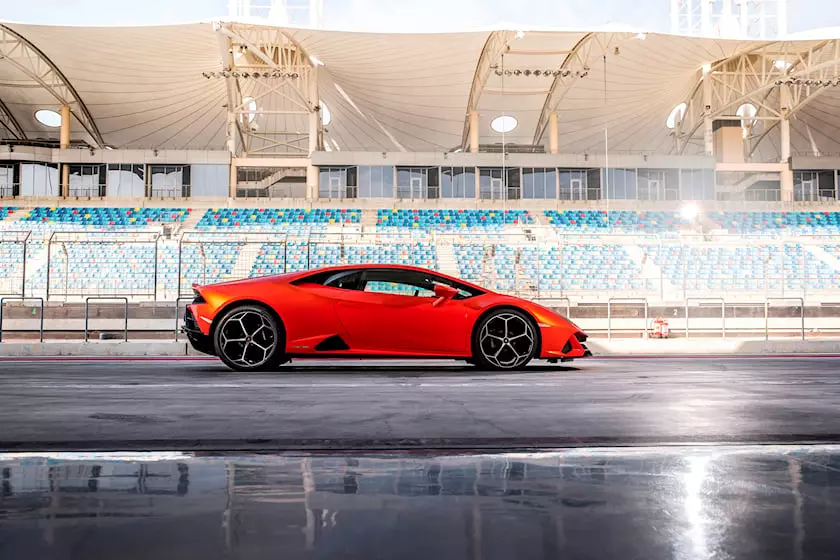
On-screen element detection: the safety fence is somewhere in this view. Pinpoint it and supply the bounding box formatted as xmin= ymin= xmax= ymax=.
xmin=0 ymin=297 xmax=835 ymax=342
xmin=0 ymin=230 xmax=839 ymax=304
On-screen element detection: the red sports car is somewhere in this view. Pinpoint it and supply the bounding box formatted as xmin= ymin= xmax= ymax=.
xmin=183 ymin=264 xmax=590 ymax=372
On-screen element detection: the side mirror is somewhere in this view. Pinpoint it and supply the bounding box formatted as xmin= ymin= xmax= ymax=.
xmin=432 ymin=284 xmax=458 ymax=307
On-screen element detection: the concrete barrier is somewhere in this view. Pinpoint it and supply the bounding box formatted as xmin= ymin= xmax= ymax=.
xmin=0 ymin=341 xmax=195 ymax=357
xmin=587 ymin=337 xmax=840 ymax=356
xmin=1 ymin=338 xmax=839 ymax=358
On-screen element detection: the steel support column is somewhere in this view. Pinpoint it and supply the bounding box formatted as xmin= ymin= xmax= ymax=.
xmin=548 ymin=112 xmax=559 ymax=154
xmin=702 ymin=67 xmax=714 ymax=157
xmin=780 ymin=84 xmax=793 ymax=201
xmin=469 ymin=111 xmax=480 ymax=153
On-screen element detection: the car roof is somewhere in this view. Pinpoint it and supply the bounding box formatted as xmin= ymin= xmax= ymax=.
xmin=288 ymin=263 xmax=492 ymax=292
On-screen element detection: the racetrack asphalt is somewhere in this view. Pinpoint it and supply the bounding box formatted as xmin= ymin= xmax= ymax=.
xmin=1 ymin=356 xmax=839 ymax=451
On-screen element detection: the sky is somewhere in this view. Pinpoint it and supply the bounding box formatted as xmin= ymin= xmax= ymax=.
xmin=2 ymin=0 xmax=838 ymax=34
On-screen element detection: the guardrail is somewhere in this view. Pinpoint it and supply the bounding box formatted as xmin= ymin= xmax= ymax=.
xmin=607 ymin=298 xmax=649 ymax=340
xmin=84 ymin=296 xmax=129 ymax=342
xmin=174 ymin=296 xmax=193 ymax=341
xmin=0 ymin=297 xmax=834 ymax=342
xmin=685 ymin=297 xmax=726 ymax=339
xmin=0 ymin=297 xmax=44 ymax=342
xmin=765 ymin=297 xmax=805 ymax=341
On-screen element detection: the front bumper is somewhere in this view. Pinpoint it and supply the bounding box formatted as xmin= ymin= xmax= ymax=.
xmin=541 ymin=328 xmax=591 ymax=360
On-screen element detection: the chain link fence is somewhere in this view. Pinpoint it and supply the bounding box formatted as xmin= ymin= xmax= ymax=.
xmin=1 ymin=229 xmax=839 ymax=307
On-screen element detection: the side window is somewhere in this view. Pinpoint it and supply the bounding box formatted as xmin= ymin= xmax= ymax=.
xmin=361 ymin=269 xmax=436 ymax=297
xmin=359 ymin=269 xmax=480 ymax=299
xmin=364 ymin=280 xmax=435 ymax=297
xmin=323 ymin=270 xmax=363 ymax=290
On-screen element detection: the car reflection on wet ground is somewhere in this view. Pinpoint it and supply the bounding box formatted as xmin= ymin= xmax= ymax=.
xmin=1 ymin=445 xmax=839 ymax=559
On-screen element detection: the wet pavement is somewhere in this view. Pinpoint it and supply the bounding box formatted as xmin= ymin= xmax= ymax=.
xmin=1 ymin=357 xmax=840 ymax=450
xmin=1 ymin=445 xmax=839 ymax=559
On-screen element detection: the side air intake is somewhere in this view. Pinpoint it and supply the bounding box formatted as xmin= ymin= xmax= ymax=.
xmin=315 ymin=335 xmax=350 ymax=351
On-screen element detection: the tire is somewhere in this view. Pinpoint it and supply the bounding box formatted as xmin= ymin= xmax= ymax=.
xmin=213 ymin=304 xmax=286 ymax=372
xmin=471 ymin=308 xmax=538 ymax=371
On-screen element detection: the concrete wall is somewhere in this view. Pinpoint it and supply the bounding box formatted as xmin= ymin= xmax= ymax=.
xmin=20 ymin=163 xmax=59 ymax=197
xmin=107 ymin=168 xmax=145 ymax=198
xmin=190 ymin=164 xmax=229 ymax=198
xmin=2 ymin=338 xmax=839 ymax=357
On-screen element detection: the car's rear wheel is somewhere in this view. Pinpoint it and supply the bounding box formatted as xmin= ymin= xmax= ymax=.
xmin=472 ymin=308 xmax=538 ymax=370
xmin=213 ymin=304 xmax=286 ymax=372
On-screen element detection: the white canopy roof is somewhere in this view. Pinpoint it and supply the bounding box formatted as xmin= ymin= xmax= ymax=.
xmin=2 ymin=21 xmax=840 ymax=159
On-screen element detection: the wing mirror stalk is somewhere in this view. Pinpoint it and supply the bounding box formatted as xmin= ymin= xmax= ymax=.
xmin=432 ymin=284 xmax=458 ymax=307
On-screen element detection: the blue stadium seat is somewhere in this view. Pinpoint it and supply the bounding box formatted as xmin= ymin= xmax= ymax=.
xmin=544 ymin=210 xmax=686 ymax=233
xmin=710 ymin=211 xmax=840 ymax=234
xmin=377 ymin=209 xmax=533 ymax=230
xmin=454 ymin=243 xmax=645 ymax=292
xmin=196 ymin=208 xmax=361 ymax=230
xmin=645 ymin=243 xmax=840 ymax=292
xmin=20 ymin=207 xmax=189 ymax=226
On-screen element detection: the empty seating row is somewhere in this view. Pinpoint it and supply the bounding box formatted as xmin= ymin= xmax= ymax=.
xmin=710 ymin=211 xmax=840 ymax=232
xmin=250 ymin=242 xmax=438 ymax=276
xmin=377 ymin=209 xmax=532 ymax=230
xmin=454 ymin=243 xmax=647 ymax=292
xmin=21 ymin=207 xmax=189 ymax=226
xmin=197 ymin=208 xmax=361 ymax=229
xmin=544 ymin=210 xmax=687 ymax=233
xmin=646 ymin=244 xmax=840 ymax=290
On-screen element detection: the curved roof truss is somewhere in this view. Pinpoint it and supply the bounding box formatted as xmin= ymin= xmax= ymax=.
xmin=214 ymin=22 xmax=317 ymax=156
xmin=675 ymin=39 xmax=840 ymax=154
xmin=0 ymin=24 xmax=104 ymax=147
xmin=532 ymin=32 xmax=622 ymax=146
xmin=460 ymin=30 xmax=515 ymax=151
xmin=0 ymin=97 xmax=25 ymax=140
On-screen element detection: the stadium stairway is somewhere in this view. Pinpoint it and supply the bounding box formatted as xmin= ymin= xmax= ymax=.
xmin=177 ymin=211 xmax=204 ymax=233
xmin=233 ymin=247 xmax=261 ymax=281
xmin=22 ymin=244 xmax=49 ymax=291
xmin=435 ymin=240 xmax=461 ymax=278
xmin=360 ymin=210 xmax=379 ymax=229
xmin=624 ymin=244 xmax=669 ymax=297
xmin=803 ymin=244 xmax=840 ymax=273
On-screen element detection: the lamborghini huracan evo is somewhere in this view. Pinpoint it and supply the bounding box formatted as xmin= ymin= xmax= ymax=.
xmin=183 ymin=264 xmax=590 ymax=372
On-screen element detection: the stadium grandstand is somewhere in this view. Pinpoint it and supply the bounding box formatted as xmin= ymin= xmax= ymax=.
xmin=2 ymin=15 xmax=840 ymax=332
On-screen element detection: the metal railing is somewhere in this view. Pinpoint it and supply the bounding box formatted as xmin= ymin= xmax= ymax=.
xmin=685 ymin=297 xmax=726 ymax=339
xmin=607 ymin=298 xmax=649 ymax=340
xmin=0 ymin=230 xmax=30 ymax=298
xmin=0 ymin=296 xmax=44 ymax=342
xmin=45 ymin=231 xmax=161 ymax=300
xmin=2 ymin=229 xmax=840 ymax=306
xmin=174 ymin=296 xmax=193 ymax=341
xmin=765 ymin=297 xmax=805 ymax=341
xmin=0 ymin=296 xmax=832 ymax=342
xmin=84 ymin=296 xmax=129 ymax=342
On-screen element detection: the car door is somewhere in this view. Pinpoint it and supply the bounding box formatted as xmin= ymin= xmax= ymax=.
xmin=329 ymin=268 xmax=474 ymax=355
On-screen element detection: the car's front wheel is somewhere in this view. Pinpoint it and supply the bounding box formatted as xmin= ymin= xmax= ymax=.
xmin=213 ymin=304 xmax=286 ymax=372
xmin=472 ymin=308 xmax=538 ymax=370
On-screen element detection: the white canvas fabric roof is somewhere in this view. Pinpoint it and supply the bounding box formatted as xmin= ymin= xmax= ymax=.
xmin=1 ymin=20 xmax=839 ymax=159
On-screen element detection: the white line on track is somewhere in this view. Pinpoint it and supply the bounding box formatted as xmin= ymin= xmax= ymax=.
xmin=4 ymin=378 xmax=831 ymax=390
xmin=4 ymin=382 xmax=552 ymax=389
